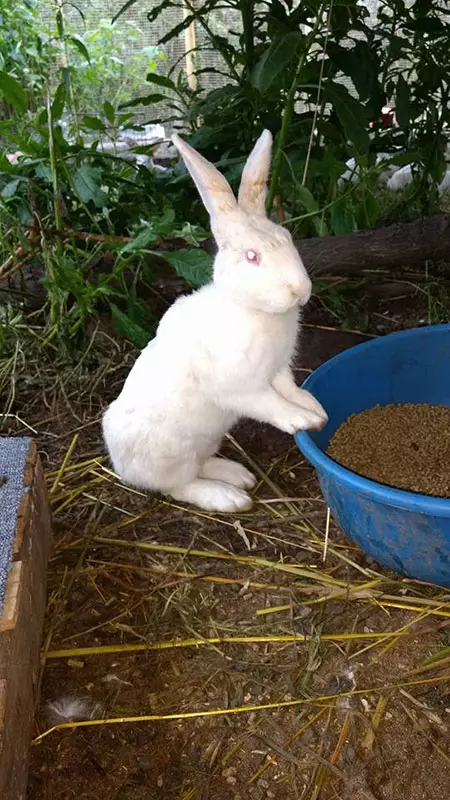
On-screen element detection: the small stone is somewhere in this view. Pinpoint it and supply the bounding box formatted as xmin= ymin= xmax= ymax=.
xmin=222 ymin=767 xmax=237 ymax=778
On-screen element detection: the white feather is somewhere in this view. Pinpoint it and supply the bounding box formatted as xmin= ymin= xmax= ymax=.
xmin=47 ymin=696 xmax=98 ymax=725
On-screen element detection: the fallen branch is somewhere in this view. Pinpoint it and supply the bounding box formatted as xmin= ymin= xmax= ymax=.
xmin=23 ymin=226 xmax=193 ymax=252
xmin=296 ymin=213 xmax=450 ymax=276
xmin=13 ymin=213 xmax=450 ymax=277
xmin=0 ymin=224 xmax=38 ymax=280
xmin=40 ymin=228 xmax=135 ymax=244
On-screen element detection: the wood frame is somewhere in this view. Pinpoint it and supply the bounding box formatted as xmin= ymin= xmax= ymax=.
xmin=0 ymin=441 xmax=52 ymax=800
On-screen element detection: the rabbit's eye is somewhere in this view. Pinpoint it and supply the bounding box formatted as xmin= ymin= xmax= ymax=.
xmin=245 ymin=249 xmax=261 ymax=265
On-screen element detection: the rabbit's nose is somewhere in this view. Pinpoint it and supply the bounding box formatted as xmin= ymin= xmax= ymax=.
xmin=288 ymin=281 xmax=311 ymax=305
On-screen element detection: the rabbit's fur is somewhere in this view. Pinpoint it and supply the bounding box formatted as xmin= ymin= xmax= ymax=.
xmin=102 ymin=129 xmax=328 ymax=512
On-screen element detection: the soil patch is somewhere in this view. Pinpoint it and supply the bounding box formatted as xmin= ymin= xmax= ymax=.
xmin=0 ymin=277 xmax=445 ymax=800
xmin=328 ymin=403 xmax=450 ymax=496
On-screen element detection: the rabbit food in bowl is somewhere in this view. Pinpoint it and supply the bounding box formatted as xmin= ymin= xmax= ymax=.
xmin=295 ymin=324 xmax=450 ymax=587
xmin=327 ymin=403 xmax=450 ymax=498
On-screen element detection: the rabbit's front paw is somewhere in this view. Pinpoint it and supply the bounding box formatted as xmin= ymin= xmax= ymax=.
xmin=295 ymin=389 xmax=328 ymax=424
xmin=289 ymin=408 xmax=328 ymax=433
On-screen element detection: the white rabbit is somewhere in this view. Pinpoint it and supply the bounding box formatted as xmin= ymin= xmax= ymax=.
xmin=337 ymin=153 xmax=400 ymax=190
xmin=438 ymin=167 xmax=450 ymax=195
xmin=386 ymin=163 xmax=413 ymax=191
xmin=337 ymin=157 xmax=360 ymax=190
xmin=102 ymin=129 xmax=328 ymax=513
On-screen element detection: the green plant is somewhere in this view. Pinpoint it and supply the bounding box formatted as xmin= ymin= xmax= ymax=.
xmin=64 ymin=18 xmax=165 ymax=128
xmin=0 ymin=1 xmax=211 ymax=350
xmin=0 ymin=0 xmax=53 ymax=116
xmin=3 ymin=0 xmax=450 ymax=356
xmin=115 ymin=0 xmax=450 ymax=234
xmin=0 ymin=63 xmax=211 ymax=349
xmin=117 ymin=0 xmax=378 ymax=217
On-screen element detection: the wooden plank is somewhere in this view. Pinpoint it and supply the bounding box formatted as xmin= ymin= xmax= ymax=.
xmin=0 ymin=561 xmax=22 ymax=634
xmin=0 ymin=440 xmax=52 ymax=800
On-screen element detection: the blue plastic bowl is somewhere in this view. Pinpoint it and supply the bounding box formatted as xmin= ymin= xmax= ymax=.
xmin=295 ymin=324 xmax=450 ymax=587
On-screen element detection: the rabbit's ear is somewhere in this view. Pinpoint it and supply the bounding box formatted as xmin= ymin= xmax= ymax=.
xmin=238 ymin=129 xmax=272 ymax=216
xmin=172 ymin=134 xmax=237 ymax=218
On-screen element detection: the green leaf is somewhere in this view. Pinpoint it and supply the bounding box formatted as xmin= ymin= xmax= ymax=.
xmin=52 ymin=82 xmax=66 ymax=120
xmin=121 ymin=226 xmax=158 ymax=253
xmin=152 ymin=206 xmax=176 ymax=237
xmin=72 ymin=165 xmax=106 ymax=207
xmin=82 ymin=115 xmax=106 ymax=132
xmin=103 ymin=101 xmax=115 ymax=124
xmin=251 ymin=32 xmax=301 ymax=93
xmin=110 ymin=303 xmax=152 ymax=349
xmin=406 ymin=17 xmax=445 ymax=33
xmin=0 ymin=71 xmax=27 ymax=114
xmin=1 ymin=178 xmax=22 ymax=199
xmin=414 ymin=0 xmax=433 ymax=14
xmin=147 ymin=0 xmax=175 ymax=25
xmin=69 ymin=36 xmax=90 ymax=62
xmin=0 ymin=151 xmax=14 ymax=173
xmin=326 ymin=82 xmax=370 ymax=154
xmin=330 ymin=196 xmax=356 ymax=235
xmin=17 ymin=199 xmax=33 ymax=226
xmin=112 ymin=0 xmax=140 ymax=24
xmin=396 ymin=75 xmax=410 ymax=128
xmin=119 ymin=93 xmax=167 ymax=109
xmin=56 ymin=9 xmax=64 ymax=37
xmin=160 ymin=15 xmax=196 ymax=45
xmin=327 ymin=41 xmax=377 ymax=102
xmin=361 ymin=191 xmax=379 ymax=229
xmin=165 ymin=249 xmax=213 ymax=288
xmin=35 ymin=163 xmax=52 ymax=181
xmin=294 ymin=185 xmax=328 ymax=236
xmin=52 ymin=258 xmax=86 ymax=297
xmin=174 ymin=222 xmax=209 ymax=246
xmin=146 ymin=73 xmax=175 ymax=90
xmin=126 ymin=296 xmax=156 ymax=333
xmin=68 ymin=3 xmax=86 ymax=23
xmin=191 ymin=86 xmax=240 ymax=119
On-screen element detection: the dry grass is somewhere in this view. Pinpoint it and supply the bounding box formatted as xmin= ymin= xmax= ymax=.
xmin=27 ymin=422 xmax=450 ymax=799
xmin=3 ymin=316 xmax=448 ymax=799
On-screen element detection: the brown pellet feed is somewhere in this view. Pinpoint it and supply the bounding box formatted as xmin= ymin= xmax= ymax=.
xmin=327 ymin=403 xmax=450 ymax=498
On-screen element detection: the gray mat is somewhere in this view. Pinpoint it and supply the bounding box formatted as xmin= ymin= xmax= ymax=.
xmin=0 ymin=437 xmax=32 ymax=614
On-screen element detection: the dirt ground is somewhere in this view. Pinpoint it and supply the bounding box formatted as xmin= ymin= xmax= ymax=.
xmin=5 ymin=271 xmax=448 ymax=800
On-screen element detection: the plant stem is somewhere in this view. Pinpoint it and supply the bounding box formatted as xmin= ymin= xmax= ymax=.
xmin=267 ymin=49 xmax=312 ymax=212
xmin=267 ymin=13 xmax=325 ymax=211
xmin=55 ymin=0 xmax=79 ymax=133
xmin=241 ymin=0 xmax=255 ymax=74
xmin=46 ymin=87 xmax=62 ymax=233
xmin=302 ymin=1 xmax=333 ymax=186
xmin=183 ymin=0 xmax=241 ymax=83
